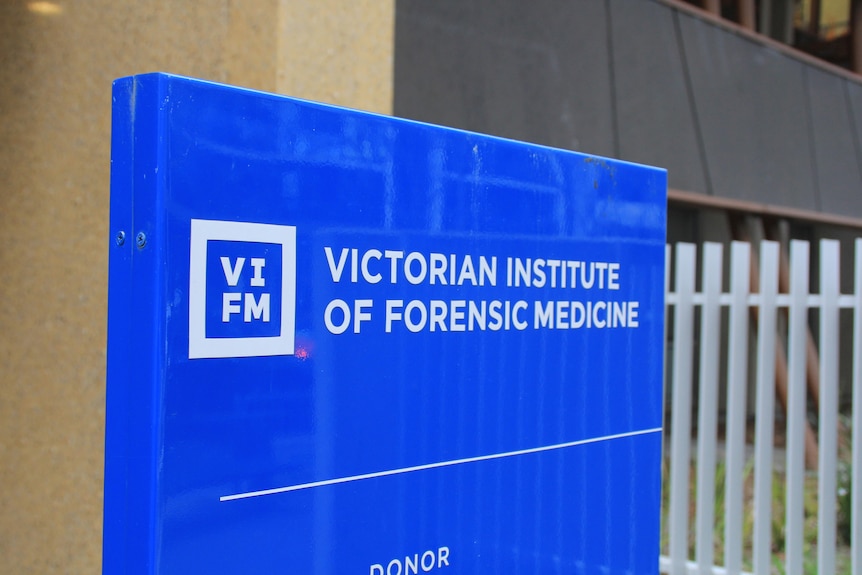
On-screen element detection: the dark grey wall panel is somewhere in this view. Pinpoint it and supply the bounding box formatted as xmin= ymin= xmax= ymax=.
xmin=806 ymin=68 xmax=862 ymax=215
xmin=678 ymin=13 xmax=817 ymax=210
xmin=395 ymin=0 xmax=862 ymax=219
xmin=610 ymin=0 xmax=706 ymax=193
xmin=394 ymin=0 xmax=616 ymax=157
xmin=846 ymin=81 xmax=862 ymax=200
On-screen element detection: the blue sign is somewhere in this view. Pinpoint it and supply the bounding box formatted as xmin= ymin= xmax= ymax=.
xmin=105 ymin=73 xmax=667 ymax=575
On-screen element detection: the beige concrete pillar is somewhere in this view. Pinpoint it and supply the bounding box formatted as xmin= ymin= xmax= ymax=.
xmin=0 ymin=1 xmax=393 ymax=572
xmin=277 ymin=0 xmax=394 ymax=113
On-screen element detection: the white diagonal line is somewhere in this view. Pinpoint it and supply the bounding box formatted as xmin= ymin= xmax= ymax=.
xmin=220 ymin=427 xmax=662 ymax=502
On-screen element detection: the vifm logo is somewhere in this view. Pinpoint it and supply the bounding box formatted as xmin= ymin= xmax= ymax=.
xmin=189 ymin=219 xmax=296 ymax=359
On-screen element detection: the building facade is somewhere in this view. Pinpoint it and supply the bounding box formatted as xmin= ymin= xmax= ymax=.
xmin=2 ymin=0 xmax=860 ymax=572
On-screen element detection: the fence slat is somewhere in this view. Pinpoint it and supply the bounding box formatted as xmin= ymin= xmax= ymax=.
xmin=817 ymin=240 xmax=840 ymax=575
xmin=785 ymin=240 xmax=809 ymax=575
xmin=724 ymin=242 xmax=749 ymax=575
xmin=662 ymin=243 xmax=671 ymax=569
xmin=670 ymin=243 xmax=697 ymax=575
xmin=854 ymin=238 xmax=862 ymax=575
xmin=696 ymin=243 xmax=723 ymax=575
xmin=662 ymin=238 xmax=853 ymax=575
xmin=752 ymin=241 xmax=779 ymax=575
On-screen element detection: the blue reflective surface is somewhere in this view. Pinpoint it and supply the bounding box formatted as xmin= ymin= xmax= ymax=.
xmin=105 ymin=73 xmax=667 ymax=575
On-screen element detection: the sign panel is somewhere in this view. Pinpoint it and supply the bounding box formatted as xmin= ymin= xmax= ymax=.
xmin=105 ymin=73 xmax=667 ymax=574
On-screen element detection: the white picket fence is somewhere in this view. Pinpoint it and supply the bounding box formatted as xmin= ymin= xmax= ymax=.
xmin=660 ymin=239 xmax=862 ymax=575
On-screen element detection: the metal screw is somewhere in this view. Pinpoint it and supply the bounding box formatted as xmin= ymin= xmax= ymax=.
xmin=136 ymin=232 xmax=147 ymax=249
xmin=115 ymin=231 xmax=126 ymax=246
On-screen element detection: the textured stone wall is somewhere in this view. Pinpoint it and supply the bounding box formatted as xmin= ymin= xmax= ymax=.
xmin=0 ymin=1 xmax=393 ymax=572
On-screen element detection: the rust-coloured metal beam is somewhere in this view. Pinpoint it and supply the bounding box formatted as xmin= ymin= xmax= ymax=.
xmin=729 ymin=215 xmax=820 ymax=469
xmin=669 ymin=188 xmax=862 ymax=230
xmin=763 ymin=219 xmax=823 ymax=416
xmin=809 ymin=0 xmax=822 ymax=37
xmin=656 ymin=0 xmax=862 ymax=84
xmin=853 ymin=0 xmax=862 ymax=73
xmin=704 ymin=0 xmax=721 ymax=17
xmin=738 ymin=0 xmax=756 ymax=30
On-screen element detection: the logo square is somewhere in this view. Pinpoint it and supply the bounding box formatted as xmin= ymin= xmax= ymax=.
xmin=189 ymin=219 xmax=296 ymax=359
